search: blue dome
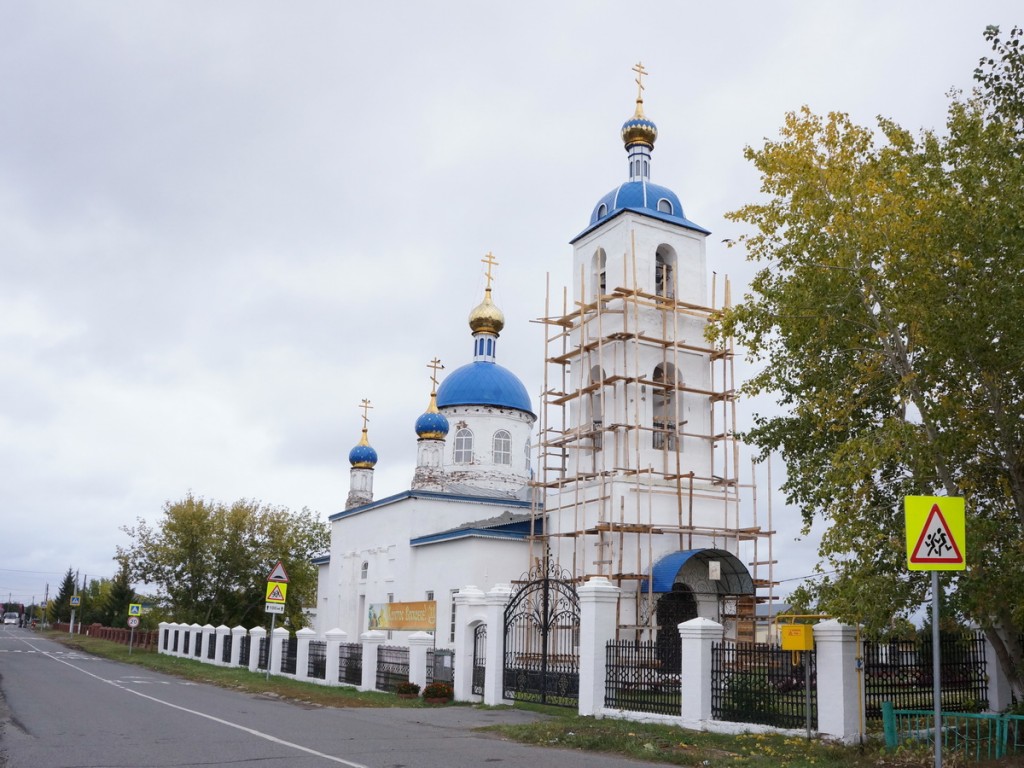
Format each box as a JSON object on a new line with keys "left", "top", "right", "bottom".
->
{"left": 348, "top": 441, "right": 378, "bottom": 468}
{"left": 574, "top": 181, "right": 710, "bottom": 242}
{"left": 436, "top": 361, "right": 533, "bottom": 414}
{"left": 415, "top": 409, "right": 450, "bottom": 439}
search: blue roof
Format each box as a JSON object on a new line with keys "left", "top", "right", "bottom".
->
{"left": 348, "top": 443, "right": 378, "bottom": 468}
{"left": 415, "top": 409, "right": 449, "bottom": 438}
{"left": 436, "top": 361, "right": 533, "bottom": 415}
{"left": 573, "top": 180, "right": 710, "bottom": 242}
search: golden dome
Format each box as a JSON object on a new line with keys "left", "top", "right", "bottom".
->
{"left": 621, "top": 98, "right": 658, "bottom": 148}
{"left": 468, "top": 288, "right": 504, "bottom": 336}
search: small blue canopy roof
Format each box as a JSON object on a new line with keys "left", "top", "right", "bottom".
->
{"left": 640, "top": 548, "right": 754, "bottom": 595}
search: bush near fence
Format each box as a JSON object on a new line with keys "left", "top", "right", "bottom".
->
{"left": 52, "top": 622, "right": 159, "bottom": 650}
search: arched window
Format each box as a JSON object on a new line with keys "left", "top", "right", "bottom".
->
{"left": 655, "top": 245, "right": 677, "bottom": 299}
{"left": 493, "top": 430, "right": 511, "bottom": 465}
{"left": 524, "top": 440, "right": 531, "bottom": 472}
{"left": 591, "top": 248, "right": 607, "bottom": 300}
{"left": 652, "top": 363, "right": 679, "bottom": 450}
{"left": 657, "top": 198, "right": 673, "bottom": 214}
{"left": 597, "top": 203, "right": 607, "bottom": 218}
{"left": 588, "top": 365, "right": 605, "bottom": 451}
{"left": 454, "top": 428, "right": 474, "bottom": 464}
{"left": 360, "top": 561, "right": 369, "bottom": 580}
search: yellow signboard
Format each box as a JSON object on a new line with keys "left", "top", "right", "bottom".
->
{"left": 265, "top": 582, "right": 288, "bottom": 603}
{"left": 368, "top": 601, "right": 436, "bottom": 631}
{"left": 905, "top": 496, "right": 966, "bottom": 571}
{"left": 128, "top": 603, "right": 142, "bottom": 616}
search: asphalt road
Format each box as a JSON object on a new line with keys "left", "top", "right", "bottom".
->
{"left": 0, "top": 626, "right": 670, "bottom": 768}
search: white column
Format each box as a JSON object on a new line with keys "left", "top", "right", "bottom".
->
{"left": 453, "top": 586, "right": 486, "bottom": 702}
{"left": 483, "top": 584, "right": 512, "bottom": 706}
{"left": 360, "top": 630, "right": 386, "bottom": 691}
{"left": 679, "top": 617, "right": 724, "bottom": 727}
{"left": 201, "top": 624, "right": 215, "bottom": 663}
{"left": 230, "top": 626, "right": 246, "bottom": 667}
{"left": 325, "top": 628, "right": 348, "bottom": 687}
{"left": 271, "top": 626, "right": 289, "bottom": 676}
{"left": 813, "top": 620, "right": 863, "bottom": 743}
{"left": 408, "top": 631, "right": 434, "bottom": 690}
{"left": 248, "top": 627, "right": 267, "bottom": 673}
{"left": 295, "top": 628, "right": 316, "bottom": 681}
{"left": 158, "top": 622, "right": 169, "bottom": 654}
{"left": 577, "top": 577, "right": 621, "bottom": 716}
{"left": 984, "top": 631, "right": 1014, "bottom": 712}
{"left": 214, "top": 625, "right": 229, "bottom": 665}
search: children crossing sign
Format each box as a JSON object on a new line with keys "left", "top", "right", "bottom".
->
{"left": 905, "top": 496, "right": 966, "bottom": 571}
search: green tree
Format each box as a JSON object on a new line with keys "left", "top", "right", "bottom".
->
{"left": 717, "top": 26, "right": 1024, "bottom": 693}
{"left": 102, "top": 560, "right": 136, "bottom": 627}
{"left": 50, "top": 567, "right": 77, "bottom": 623}
{"left": 118, "top": 493, "right": 328, "bottom": 629}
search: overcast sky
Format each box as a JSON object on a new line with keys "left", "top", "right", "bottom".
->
{"left": 0, "top": 2, "right": 1017, "bottom": 610}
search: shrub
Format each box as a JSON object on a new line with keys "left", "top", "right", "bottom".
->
{"left": 395, "top": 681, "right": 420, "bottom": 695}
{"left": 422, "top": 681, "right": 453, "bottom": 700}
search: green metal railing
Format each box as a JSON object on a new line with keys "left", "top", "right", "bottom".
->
{"left": 882, "top": 702, "right": 1024, "bottom": 761}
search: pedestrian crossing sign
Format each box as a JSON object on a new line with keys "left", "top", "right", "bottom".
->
{"left": 265, "top": 582, "right": 288, "bottom": 603}
{"left": 905, "top": 496, "right": 966, "bottom": 571}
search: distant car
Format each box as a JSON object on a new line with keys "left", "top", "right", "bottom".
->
{"left": 3, "top": 613, "right": 19, "bottom": 625}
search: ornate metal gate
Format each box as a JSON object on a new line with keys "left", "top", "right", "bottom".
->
{"left": 472, "top": 624, "right": 486, "bottom": 696}
{"left": 503, "top": 562, "right": 580, "bottom": 707}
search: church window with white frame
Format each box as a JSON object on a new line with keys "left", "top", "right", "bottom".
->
{"left": 492, "top": 430, "right": 512, "bottom": 465}
{"left": 360, "top": 561, "right": 368, "bottom": 580}
{"left": 454, "top": 428, "right": 474, "bottom": 464}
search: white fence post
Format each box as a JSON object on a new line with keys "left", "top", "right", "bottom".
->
{"left": 230, "top": 625, "right": 246, "bottom": 667}
{"left": 248, "top": 627, "right": 266, "bottom": 673}
{"left": 453, "top": 586, "right": 486, "bottom": 703}
{"left": 360, "top": 630, "right": 386, "bottom": 691}
{"left": 408, "top": 631, "right": 433, "bottom": 690}
{"left": 295, "top": 627, "right": 316, "bottom": 681}
{"left": 325, "top": 628, "right": 348, "bottom": 686}
{"left": 158, "top": 622, "right": 169, "bottom": 654}
{"left": 271, "top": 626, "right": 289, "bottom": 676}
{"left": 483, "top": 584, "right": 512, "bottom": 706}
{"left": 813, "top": 620, "right": 863, "bottom": 743}
{"left": 983, "top": 631, "right": 1015, "bottom": 712}
{"left": 577, "top": 577, "right": 621, "bottom": 717}
{"left": 679, "top": 617, "right": 724, "bottom": 727}
{"left": 214, "top": 625, "right": 229, "bottom": 665}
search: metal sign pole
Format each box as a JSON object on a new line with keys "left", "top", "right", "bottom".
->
{"left": 266, "top": 613, "right": 275, "bottom": 681}
{"left": 804, "top": 650, "right": 812, "bottom": 740}
{"left": 129, "top": 626, "right": 135, "bottom": 656}
{"left": 932, "top": 571, "right": 942, "bottom": 768}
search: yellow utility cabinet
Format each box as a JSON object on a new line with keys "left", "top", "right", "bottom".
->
{"left": 780, "top": 624, "right": 814, "bottom": 651}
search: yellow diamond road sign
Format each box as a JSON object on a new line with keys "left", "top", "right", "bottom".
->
{"left": 905, "top": 496, "right": 966, "bottom": 571}
{"left": 265, "top": 582, "right": 288, "bottom": 603}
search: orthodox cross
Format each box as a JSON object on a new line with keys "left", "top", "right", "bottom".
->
{"left": 632, "top": 61, "right": 648, "bottom": 102}
{"left": 427, "top": 357, "right": 445, "bottom": 396}
{"left": 359, "top": 398, "right": 373, "bottom": 430}
{"left": 481, "top": 251, "right": 499, "bottom": 291}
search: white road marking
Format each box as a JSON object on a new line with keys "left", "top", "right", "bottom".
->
{"left": 24, "top": 640, "right": 370, "bottom": 768}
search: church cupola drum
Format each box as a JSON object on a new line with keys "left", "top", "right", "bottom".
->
{"left": 345, "top": 399, "right": 377, "bottom": 509}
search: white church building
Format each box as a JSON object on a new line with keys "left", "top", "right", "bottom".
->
{"left": 314, "top": 69, "right": 775, "bottom": 647}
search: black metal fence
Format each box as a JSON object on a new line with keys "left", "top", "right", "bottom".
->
{"left": 221, "top": 633, "right": 233, "bottom": 664}
{"left": 172, "top": 629, "right": 179, "bottom": 652}
{"left": 338, "top": 642, "right": 362, "bottom": 685}
{"left": 711, "top": 642, "right": 817, "bottom": 730}
{"left": 376, "top": 645, "right": 410, "bottom": 692}
{"left": 257, "top": 637, "right": 268, "bottom": 670}
{"left": 182, "top": 631, "right": 190, "bottom": 656}
{"left": 605, "top": 639, "right": 681, "bottom": 716}
{"left": 238, "top": 635, "right": 251, "bottom": 667}
{"left": 863, "top": 632, "right": 988, "bottom": 720}
{"left": 428, "top": 648, "right": 455, "bottom": 684}
{"left": 207, "top": 634, "right": 217, "bottom": 661}
{"left": 308, "top": 640, "right": 327, "bottom": 680}
{"left": 281, "top": 636, "right": 298, "bottom": 675}
{"left": 473, "top": 625, "right": 486, "bottom": 696}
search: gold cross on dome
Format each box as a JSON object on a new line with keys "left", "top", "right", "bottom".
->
{"left": 481, "top": 251, "right": 499, "bottom": 291}
{"left": 427, "top": 357, "right": 445, "bottom": 395}
{"left": 359, "top": 398, "right": 373, "bottom": 430}
{"left": 632, "top": 61, "right": 648, "bottom": 102}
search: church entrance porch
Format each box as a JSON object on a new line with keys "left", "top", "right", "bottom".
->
{"left": 502, "top": 562, "right": 580, "bottom": 708}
